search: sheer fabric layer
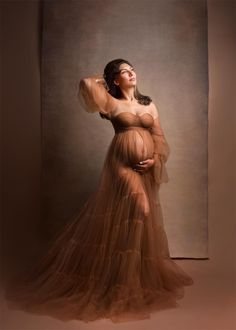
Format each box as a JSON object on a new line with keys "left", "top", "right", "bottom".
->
{"left": 5, "top": 81, "right": 193, "bottom": 323}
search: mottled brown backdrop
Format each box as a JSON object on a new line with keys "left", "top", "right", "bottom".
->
{"left": 41, "top": 0, "right": 208, "bottom": 258}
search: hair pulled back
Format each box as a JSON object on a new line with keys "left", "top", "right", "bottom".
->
{"left": 100, "top": 58, "right": 152, "bottom": 120}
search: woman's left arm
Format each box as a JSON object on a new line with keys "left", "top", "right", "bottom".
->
{"left": 149, "top": 102, "right": 171, "bottom": 184}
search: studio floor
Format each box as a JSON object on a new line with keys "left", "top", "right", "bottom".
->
{"left": 1, "top": 258, "right": 235, "bottom": 330}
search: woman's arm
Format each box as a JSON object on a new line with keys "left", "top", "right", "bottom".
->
{"left": 149, "top": 102, "right": 170, "bottom": 184}
{"left": 78, "top": 74, "right": 118, "bottom": 117}
{"left": 131, "top": 102, "right": 170, "bottom": 178}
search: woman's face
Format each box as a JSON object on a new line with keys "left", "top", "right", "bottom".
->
{"left": 114, "top": 63, "right": 137, "bottom": 89}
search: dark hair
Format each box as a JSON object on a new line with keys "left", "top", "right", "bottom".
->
{"left": 99, "top": 58, "right": 152, "bottom": 120}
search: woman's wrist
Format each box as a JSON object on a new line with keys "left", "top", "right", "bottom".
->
{"left": 89, "top": 74, "right": 104, "bottom": 83}
{"left": 83, "top": 74, "right": 109, "bottom": 91}
{"left": 95, "top": 78, "right": 105, "bottom": 83}
{"left": 96, "top": 76, "right": 109, "bottom": 91}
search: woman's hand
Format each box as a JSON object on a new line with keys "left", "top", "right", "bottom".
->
{"left": 132, "top": 158, "right": 155, "bottom": 174}
{"left": 95, "top": 75, "right": 105, "bottom": 83}
{"left": 94, "top": 75, "right": 109, "bottom": 91}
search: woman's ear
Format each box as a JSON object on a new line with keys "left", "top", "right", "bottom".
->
{"left": 113, "top": 79, "right": 119, "bottom": 86}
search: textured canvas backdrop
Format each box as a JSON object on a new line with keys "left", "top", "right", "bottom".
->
{"left": 41, "top": 0, "right": 208, "bottom": 258}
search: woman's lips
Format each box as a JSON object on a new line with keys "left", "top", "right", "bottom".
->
{"left": 129, "top": 78, "right": 136, "bottom": 81}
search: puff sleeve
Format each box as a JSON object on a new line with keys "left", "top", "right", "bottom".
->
{"left": 77, "top": 75, "right": 117, "bottom": 117}
{"left": 149, "top": 103, "right": 171, "bottom": 184}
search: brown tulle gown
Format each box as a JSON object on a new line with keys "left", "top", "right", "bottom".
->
{"left": 4, "top": 76, "right": 194, "bottom": 323}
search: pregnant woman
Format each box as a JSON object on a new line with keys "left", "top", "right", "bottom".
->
{"left": 5, "top": 58, "right": 194, "bottom": 323}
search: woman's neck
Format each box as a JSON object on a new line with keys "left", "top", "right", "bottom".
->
{"left": 120, "top": 87, "right": 135, "bottom": 101}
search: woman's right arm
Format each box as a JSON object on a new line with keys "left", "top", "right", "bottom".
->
{"left": 77, "top": 75, "right": 118, "bottom": 117}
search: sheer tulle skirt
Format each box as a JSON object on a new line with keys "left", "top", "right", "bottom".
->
{"left": 5, "top": 129, "right": 194, "bottom": 323}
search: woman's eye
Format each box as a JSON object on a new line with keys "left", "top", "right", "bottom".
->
{"left": 120, "top": 68, "right": 135, "bottom": 75}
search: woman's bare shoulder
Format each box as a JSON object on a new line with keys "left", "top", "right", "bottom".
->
{"left": 134, "top": 101, "right": 159, "bottom": 119}
{"left": 148, "top": 101, "right": 159, "bottom": 119}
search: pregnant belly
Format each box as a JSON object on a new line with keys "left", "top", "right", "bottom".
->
{"left": 114, "top": 129, "right": 155, "bottom": 166}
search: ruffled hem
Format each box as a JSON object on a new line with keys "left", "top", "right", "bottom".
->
{"left": 6, "top": 264, "right": 192, "bottom": 323}
{"left": 5, "top": 238, "right": 193, "bottom": 323}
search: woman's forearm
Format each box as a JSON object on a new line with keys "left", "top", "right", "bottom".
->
{"left": 81, "top": 74, "right": 104, "bottom": 83}
{"left": 80, "top": 74, "right": 108, "bottom": 90}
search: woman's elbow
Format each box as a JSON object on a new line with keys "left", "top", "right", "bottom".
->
{"left": 79, "top": 77, "right": 89, "bottom": 87}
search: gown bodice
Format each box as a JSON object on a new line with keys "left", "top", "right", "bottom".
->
{"left": 110, "top": 111, "right": 155, "bottom": 134}
{"left": 108, "top": 111, "right": 156, "bottom": 166}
